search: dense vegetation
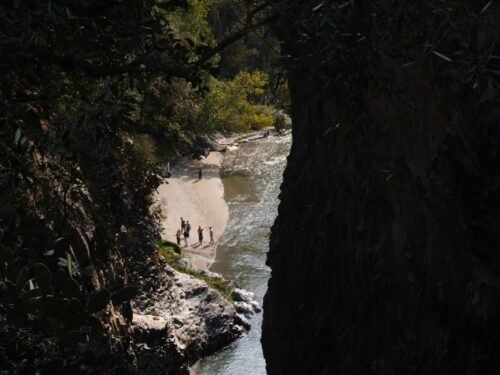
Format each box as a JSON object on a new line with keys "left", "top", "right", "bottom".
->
{"left": 158, "top": 240, "right": 233, "bottom": 300}
{"left": 4, "top": 0, "right": 498, "bottom": 373}
{"left": 0, "top": 0, "right": 279, "bottom": 372}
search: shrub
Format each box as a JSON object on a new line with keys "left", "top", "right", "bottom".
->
{"left": 158, "top": 242, "right": 233, "bottom": 301}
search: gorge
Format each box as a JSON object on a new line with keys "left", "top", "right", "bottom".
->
{"left": 1, "top": 1, "right": 499, "bottom": 374}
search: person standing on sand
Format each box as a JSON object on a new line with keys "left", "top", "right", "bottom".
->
{"left": 209, "top": 227, "right": 214, "bottom": 245}
{"left": 198, "top": 226, "right": 204, "bottom": 245}
{"left": 198, "top": 167, "right": 202, "bottom": 180}
{"left": 183, "top": 227, "right": 189, "bottom": 246}
{"left": 186, "top": 220, "right": 191, "bottom": 234}
{"left": 176, "top": 229, "right": 181, "bottom": 245}
{"left": 181, "top": 217, "right": 185, "bottom": 231}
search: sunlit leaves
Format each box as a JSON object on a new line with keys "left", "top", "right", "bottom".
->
{"left": 201, "top": 70, "right": 274, "bottom": 132}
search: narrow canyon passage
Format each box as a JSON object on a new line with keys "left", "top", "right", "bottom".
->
{"left": 197, "top": 134, "right": 291, "bottom": 374}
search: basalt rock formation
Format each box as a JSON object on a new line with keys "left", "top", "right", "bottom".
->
{"left": 263, "top": 2, "right": 500, "bottom": 375}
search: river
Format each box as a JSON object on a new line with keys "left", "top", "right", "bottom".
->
{"left": 195, "top": 133, "right": 291, "bottom": 375}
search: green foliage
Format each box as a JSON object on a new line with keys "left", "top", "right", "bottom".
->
{"left": 158, "top": 243, "right": 233, "bottom": 301}
{"left": 183, "top": 268, "right": 234, "bottom": 302}
{"left": 0, "top": 246, "right": 131, "bottom": 319}
{"left": 131, "top": 134, "right": 158, "bottom": 164}
{"left": 0, "top": 0, "right": 215, "bottom": 371}
{"left": 4, "top": 252, "right": 84, "bottom": 324}
{"left": 146, "top": 0, "right": 287, "bottom": 137}
{"left": 0, "top": 0, "right": 281, "bottom": 370}
{"left": 158, "top": 244, "right": 183, "bottom": 264}
{"left": 206, "top": 0, "right": 280, "bottom": 78}
{"left": 0, "top": 245, "right": 139, "bottom": 372}
{"left": 201, "top": 71, "right": 275, "bottom": 132}
{"left": 159, "top": 239, "right": 183, "bottom": 255}
{"left": 273, "top": 110, "right": 291, "bottom": 133}
{"left": 170, "top": 0, "right": 217, "bottom": 45}
{"left": 161, "top": 70, "right": 276, "bottom": 135}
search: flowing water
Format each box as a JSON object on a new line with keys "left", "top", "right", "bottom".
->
{"left": 196, "top": 133, "right": 291, "bottom": 375}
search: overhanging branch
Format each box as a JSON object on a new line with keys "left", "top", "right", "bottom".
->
{"left": 49, "top": 54, "right": 194, "bottom": 80}
{"left": 194, "top": 11, "right": 280, "bottom": 68}
{"left": 48, "top": 4, "right": 279, "bottom": 79}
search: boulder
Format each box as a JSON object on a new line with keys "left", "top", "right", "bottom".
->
{"left": 231, "top": 288, "right": 256, "bottom": 303}
{"left": 133, "top": 267, "right": 250, "bottom": 372}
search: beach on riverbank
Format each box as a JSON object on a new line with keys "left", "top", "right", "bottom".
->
{"left": 154, "top": 129, "right": 278, "bottom": 271}
{"left": 155, "top": 151, "right": 229, "bottom": 271}
{"left": 152, "top": 130, "right": 291, "bottom": 374}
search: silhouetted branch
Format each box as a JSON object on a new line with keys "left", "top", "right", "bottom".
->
{"left": 48, "top": 4, "right": 279, "bottom": 79}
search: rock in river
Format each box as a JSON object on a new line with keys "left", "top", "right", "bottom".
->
{"left": 132, "top": 264, "right": 249, "bottom": 373}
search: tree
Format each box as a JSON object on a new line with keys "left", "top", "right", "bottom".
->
{"left": 263, "top": 1, "right": 500, "bottom": 374}
{"left": 0, "top": 0, "right": 280, "bottom": 371}
{"left": 0, "top": 0, "right": 208, "bottom": 372}
{"left": 201, "top": 70, "right": 275, "bottom": 132}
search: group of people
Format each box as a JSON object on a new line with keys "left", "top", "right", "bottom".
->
{"left": 176, "top": 217, "right": 214, "bottom": 247}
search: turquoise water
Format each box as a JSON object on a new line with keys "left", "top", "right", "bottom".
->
{"left": 196, "top": 134, "right": 291, "bottom": 375}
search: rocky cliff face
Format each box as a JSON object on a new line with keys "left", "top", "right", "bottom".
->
{"left": 131, "top": 257, "right": 259, "bottom": 374}
{"left": 263, "top": 2, "right": 500, "bottom": 374}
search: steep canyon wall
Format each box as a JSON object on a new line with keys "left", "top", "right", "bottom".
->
{"left": 263, "top": 2, "right": 500, "bottom": 374}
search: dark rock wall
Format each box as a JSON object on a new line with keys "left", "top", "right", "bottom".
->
{"left": 263, "top": 2, "right": 500, "bottom": 374}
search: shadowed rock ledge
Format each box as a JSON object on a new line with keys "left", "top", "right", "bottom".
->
{"left": 131, "top": 258, "right": 256, "bottom": 374}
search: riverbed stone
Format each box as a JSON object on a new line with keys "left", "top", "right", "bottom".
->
{"left": 132, "top": 264, "right": 249, "bottom": 371}
{"left": 231, "top": 288, "right": 256, "bottom": 303}
{"left": 234, "top": 301, "right": 254, "bottom": 317}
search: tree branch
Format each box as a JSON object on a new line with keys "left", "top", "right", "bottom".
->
{"left": 49, "top": 54, "right": 194, "bottom": 80}
{"left": 194, "top": 10, "right": 280, "bottom": 68}
{"left": 48, "top": 4, "right": 279, "bottom": 79}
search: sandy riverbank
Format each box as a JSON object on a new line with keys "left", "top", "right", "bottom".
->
{"left": 155, "top": 152, "right": 229, "bottom": 271}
